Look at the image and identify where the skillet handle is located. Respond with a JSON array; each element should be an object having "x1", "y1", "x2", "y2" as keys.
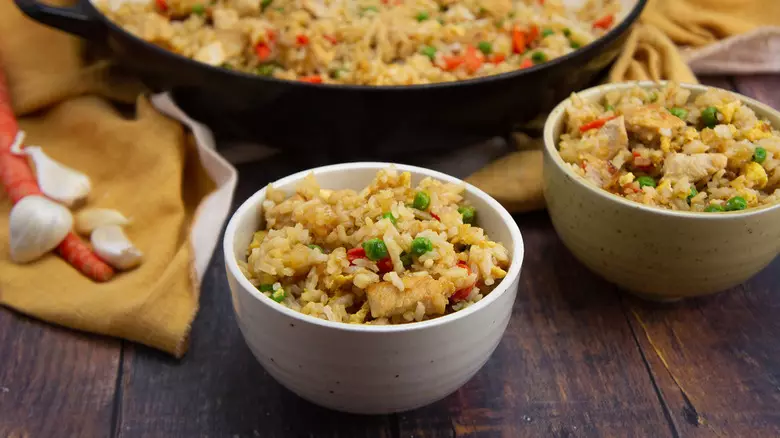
[{"x1": 14, "y1": 0, "x2": 105, "y2": 40}]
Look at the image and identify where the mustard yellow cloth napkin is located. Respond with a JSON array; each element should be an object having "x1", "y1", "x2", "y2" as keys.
[
  {"x1": 467, "y1": 0, "x2": 780, "y2": 213},
  {"x1": 0, "y1": 0, "x2": 235, "y2": 358}
]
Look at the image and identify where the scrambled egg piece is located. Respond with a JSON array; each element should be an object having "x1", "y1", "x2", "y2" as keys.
[
  {"x1": 249, "y1": 231, "x2": 267, "y2": 251},
  {"x1": 716, "y1": 101, "x2": 741, "y2": 124},
  {"x1": 683, "y1": 127, "x2": 700, "y2": 142},
  {"x1": 745, "y1": 122, "x2": 772, "y2": 142},
  {"x1": 619, "y1": 172, "x2": 635, "y2": 186},
  {"x1": 660, "y1": 136, "x2": 672, "y2": 153},
  {"x1": 490, "y1": 266, "x2": 507, "y2": 279},
  {"x1": 744, "y1": 162, "x2": 768, "y2": 189}
]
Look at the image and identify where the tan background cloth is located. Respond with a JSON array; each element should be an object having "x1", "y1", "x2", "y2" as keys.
[
  {"x1": 0, "y1": 0, "x2": 234, "y2": 358},
  {"x1": 467, "y1": 0, "x2": 780, "y2": 213}
]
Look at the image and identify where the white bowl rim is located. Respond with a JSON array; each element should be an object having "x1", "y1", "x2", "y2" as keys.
[
  {"x1": 223, "y1": 162, "x2": 525, "y2": 333},
  {"x1": 543, "y1": 80, "x2": 780, "y2": 219}
]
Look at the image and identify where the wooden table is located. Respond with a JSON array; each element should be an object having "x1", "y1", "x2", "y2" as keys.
[{"x1": 2, "y1": 75, "x2": 780, "y2": 438}]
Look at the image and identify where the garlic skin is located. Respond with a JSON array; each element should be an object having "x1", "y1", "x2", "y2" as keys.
[
  {"x1": 9, "y1": 195, "x2": 73, "y2": 263},
  {"x1": 91, "y1": 225, "x2": 143, "y2": 270},
  {"x1": 75, "y1": 208, "x2": 130, "y2": 236},
  {"x1": 15, "y1": 145, "x2": 91, "y2": 208}
]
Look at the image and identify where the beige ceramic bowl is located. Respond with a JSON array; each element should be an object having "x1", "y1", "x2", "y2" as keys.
[
  {"x1": 543, "y1": 81, "x2": 780, "y2": 301},
  {"x1": 223, "y1": 162, "x2": 524, "y2": 414}
]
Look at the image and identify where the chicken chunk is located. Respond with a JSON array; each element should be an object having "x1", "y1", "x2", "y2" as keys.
[
  {"x1": 366, "y1": 275, "x2": 455, "y2": 319},
  {"x1": 624, "y1": 105, "x2": 686, "y2": 143},
  {"x1": 663, "y1": 153, "x2": 728, "y2": 182},
  {"x1": 599, "y1": 116, "x2": 629, "y2": 159}
]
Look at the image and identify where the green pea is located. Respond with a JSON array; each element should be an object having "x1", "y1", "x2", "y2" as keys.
[
  {"x1": 477, "y1": 41, "x2": 492, "y2": 55},
  {"x1": 754, "y1": 147, "x2": 767, "y2": 164},
  {"x1": 531, "y1": 51, "x2": 546, "y2": 64},
  {"x1": 416, "y1": 11, "x2": 429, "y2": 21},
  {"x1": 605, "y1": 104, "x2": 615, "y2": 112},
  {"x1": 261, "y1": 0, "x2": 272, "y2": 11},
  {"x1": 636, "y1": 176, "x2": 656, "y2": 189},
  {"x1": 256, "y1": 64, "x2": 276, "y2": 76},
  {"x1": 420, "y1": 45, "x2": 437, "y2": 60},
  {"x1": 541, "y1": 28, "x2": 554, "y2": 38},
  {"x1": 458, "y1": 206, "x2": 476, "y2": 225},
  {"x1": 687, "y1": 186, "x2": 698, "y2": 204},
  {"x1": 563, "y1": 28, "x2": 572, "y2": 37},
  {"x1": 258, "y1": 284, "x2": 274, "y2": 292},
  {"x1": 570, "y1": 41, "x2": 581, "y2": 49},
  {"x1": 381, "y1": 212, "x2": 397, "y2": 225},
  {"x1": 647, "y1": 92, "x2": 658, "y2": 102},
  {"x1": 701, "y1": 106, "x2": 719, "y2": 128},
  {"x1": 271, "y1": 288, "x2": 286, "y2": 303},
  {"x1": 411, "y1": 237, "x2": 433, "y2": 256},
  {"x1": 192, "y1": 3, "x2": 205, "y2": 14},
  {"x1": 307, "y1": 244, "x2": 323, "y2": 252},
  {"x1": 413, "y1": 191, "x2": 431, "y2": 210},
  {"x1": 704, "y1": 204, "x2": 725, "y2": 212},
  {"x1": 725, "y1": 196, "x2": 747, "y2": 211},
  {"x1": 400, "y1": 252, "x2": 413, "y2": 268},
  {"x1": 669, "y1": 107, "x2": 688, "y2": 120},
  {"x1": 362, "y1": 5, "x2": 379, "y2": 14},
  {"x1": 329, "y1": 68, "x2": 347, "y2": 79},
  {"x1": 362, "y1": 238, "x2": 389, "y2": 261}
]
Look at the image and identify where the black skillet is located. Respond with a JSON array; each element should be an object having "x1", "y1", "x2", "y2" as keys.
[{"x1": 14, "y1": 0, "x2": 646, "y2": 156}]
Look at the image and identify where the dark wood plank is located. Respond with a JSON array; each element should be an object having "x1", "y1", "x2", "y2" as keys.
[
  {"x1": 622, "y1": 75, "x2": 780, "y2": 438},
  {"x1": 118, "y1": 149, "x2": 670, "y2": 437},
  {"x1": 0, "y1": 309, "x2": 120, "y2": 438},
  {"x1": 397, "y1": 212, "x2": 671, "y2": 438}
]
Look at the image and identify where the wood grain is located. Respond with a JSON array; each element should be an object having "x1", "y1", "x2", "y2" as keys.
[
  {"x1": 0, "y1": 309, "x2": 120, "y2": 438},
  {"x1": 621, "y1": 75, "x2": 780, "y2": 438}
]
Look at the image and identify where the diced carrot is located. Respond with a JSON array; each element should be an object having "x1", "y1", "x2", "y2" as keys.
[
  {"x1": 347, "y1": 247, "x2": 366, "y2": 263},
  {"x1": 463, "y1": 46, "x2": 483, "y2": 74},
  {"x1": 579, "y1": 115, "x2": 617, "y2": 132},
  {"x1": 323, "y1": 34, "x2": 338, "y2": 44},
  {"x1": 155, "y1": 0, "x2": 168, "y2": 12},
  {"x1": 266, "y1": 29, "x2": 277, "y2": 42},
  {"x1": 450, "y1": 261, "x2": 475, "y2": 302},
  {"x1": 255, "y1": 43, "x2": 272, "y2": 61},
  {"x1": 519, "y1": 58, "x2": 533, "y2": 69},
  {"x1": 441, "y1": 55, "x2": 464, "y2": 71},
  {"x1": 296, "y1": 34, "x2": 309, "y2": 45},
  {"x1": 300, "y1": 75, "x2": 323, "y2": 83},
  {"x1": 527, "y1": 25, "x2": 539, "y2": 42},
  {"x1": 593, "y1": 14, "x2": 614, "y2": 30},
  {"x1": 512, "y1": 27, "x2": 527, "y2": 54},
  {"x1": 539, "y1": 0, "x2": 544, "y2": 4},
  {"x1": 377, "y1": 257, "x2": 394, "y2": 274},
  {"x1": 489, "y1": 53, "x2": 506, "y2": 64}
]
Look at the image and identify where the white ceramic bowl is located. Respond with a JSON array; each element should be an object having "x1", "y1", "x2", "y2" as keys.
[
  {"x1": 543, "y1": 81, "x2": 780, "y2": 301},
  {"x1": 223, "y1": 162, "x2": 524, "y2": 414}
]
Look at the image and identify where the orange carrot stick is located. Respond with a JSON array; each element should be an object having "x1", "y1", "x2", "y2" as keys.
[{"x1": 0, "y1": 64, "x2": 115, "y2": 282}]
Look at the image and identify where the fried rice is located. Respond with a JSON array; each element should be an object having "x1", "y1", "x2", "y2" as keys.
[
  {"x1": 238, "y1": 168, "x2": 510, "y2": 325},
  {"x1": 558, "y1": 82, "x2": 780, "y2": 212},
  {"x1": 97, "y1": 0, "x2": 620, "y2": 85}
]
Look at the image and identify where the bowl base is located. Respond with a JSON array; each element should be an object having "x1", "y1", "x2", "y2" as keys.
[{"x1": 625, "y1": 290, "x2": 684, "y2": 303}]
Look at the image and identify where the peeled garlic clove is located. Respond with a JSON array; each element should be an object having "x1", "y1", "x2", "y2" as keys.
[
  {"x1": 9, "y1": 195, "x2": 73, "y2": 263},
  {"x1": 91, "y1": 225, "x2": 143, "y2": 271},
  {"x1": 19, "y1": 146, "x2": 91, "y2": 208},
  {"x1": 75, "y1": 208, "x2": 130, "y2": 236}
]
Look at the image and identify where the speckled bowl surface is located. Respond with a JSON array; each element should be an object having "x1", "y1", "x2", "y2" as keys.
[
  {"x1": 543, "y1": 81, "x2": 780, "y2": 301},
  {"x1": 223, "y1": 162, "x2": 524, "y2": 414}
]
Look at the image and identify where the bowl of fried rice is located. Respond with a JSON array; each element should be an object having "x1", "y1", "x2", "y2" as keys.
[
  {"x1": 543, "y1": 81, "x2": 780, "y2": 301},
  {"x1": 223, "y1": 162, "x2": 524, "y2": 414}
]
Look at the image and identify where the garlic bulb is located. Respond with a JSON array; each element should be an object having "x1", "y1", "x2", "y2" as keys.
[
  {"x1": 75, "y1": 208, "x2": 130, "y2": 236},
  {"x1": 13, "y1": 144, "x2": 91, "y2": 208},
  {"x1": 91, "y1": 225, "x2": 143, "y2": 270},
  {"x1": 9, "y1": 195, "x2": 73, "y2": 263}
]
